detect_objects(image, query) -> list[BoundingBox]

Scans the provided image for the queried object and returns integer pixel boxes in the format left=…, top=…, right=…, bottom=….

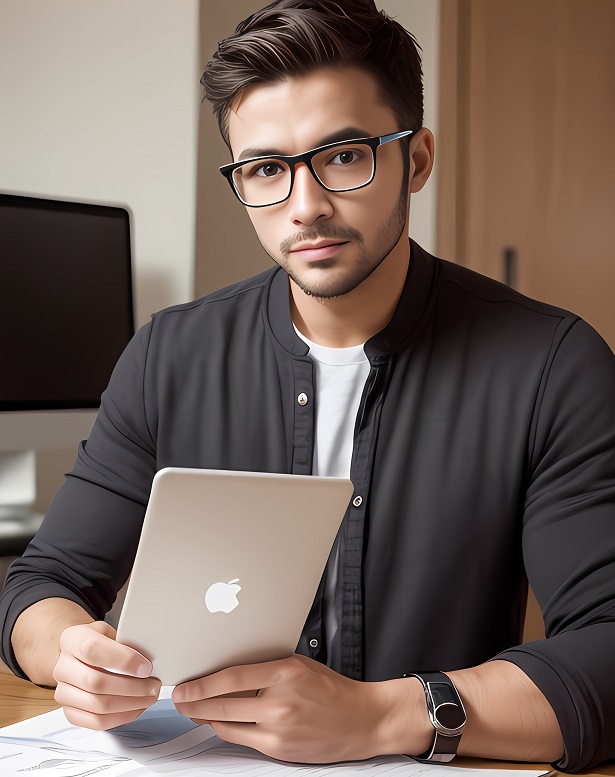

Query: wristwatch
left=404, top=671, right=466, bottom=763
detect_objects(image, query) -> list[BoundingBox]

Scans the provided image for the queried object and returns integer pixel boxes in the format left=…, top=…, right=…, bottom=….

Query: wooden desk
left=1, top=670, right=614, bottom=776
left=0, top=670, right=58, bottom=728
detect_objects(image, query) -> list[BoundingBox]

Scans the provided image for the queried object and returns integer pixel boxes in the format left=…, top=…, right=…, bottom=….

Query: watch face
left=435, top=701, right=466, bottom=730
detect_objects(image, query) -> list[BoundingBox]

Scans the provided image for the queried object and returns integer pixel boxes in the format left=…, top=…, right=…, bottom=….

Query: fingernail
left=136, top=662, right=152, bottom=678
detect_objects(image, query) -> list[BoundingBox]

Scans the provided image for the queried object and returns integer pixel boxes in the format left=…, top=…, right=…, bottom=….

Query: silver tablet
left=116, top=468, right=353, bottom=685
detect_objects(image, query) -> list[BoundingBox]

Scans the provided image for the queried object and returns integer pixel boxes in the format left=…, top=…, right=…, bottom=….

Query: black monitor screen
left=0, top=194, right=134, bottom=410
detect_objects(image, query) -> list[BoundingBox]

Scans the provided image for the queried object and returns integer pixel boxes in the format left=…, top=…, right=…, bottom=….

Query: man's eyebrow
left=237, top=127, right=371, bottom=161
left=238, top=147, right=284, bottom=161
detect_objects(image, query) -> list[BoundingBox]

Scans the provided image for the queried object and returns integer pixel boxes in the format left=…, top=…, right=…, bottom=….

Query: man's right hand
left=53, top=621, right=161, bottom=730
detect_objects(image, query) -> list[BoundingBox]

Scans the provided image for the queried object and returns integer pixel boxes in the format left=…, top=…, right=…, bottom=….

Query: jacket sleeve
left=0, top=321, right=157, bottom=678
left=495, top=318, right=615, bottom=772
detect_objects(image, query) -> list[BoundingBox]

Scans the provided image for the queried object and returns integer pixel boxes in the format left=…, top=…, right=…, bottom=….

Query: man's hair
left=201, top=0, right=423, bottom=148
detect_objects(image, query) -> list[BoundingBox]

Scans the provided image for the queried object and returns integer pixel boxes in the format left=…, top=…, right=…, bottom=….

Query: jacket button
left=309, top=638, right=319, bottom=648
left=352, top=495, right=363, bottom=507
left=297, top=392, right=309, bottom=406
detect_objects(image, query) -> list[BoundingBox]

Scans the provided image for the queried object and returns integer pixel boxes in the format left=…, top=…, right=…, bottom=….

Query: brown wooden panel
left=439, top=0, right=615, bottom=348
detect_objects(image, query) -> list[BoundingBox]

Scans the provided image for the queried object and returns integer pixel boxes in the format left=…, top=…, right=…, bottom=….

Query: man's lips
left=288, top=240, right=349, bottom=261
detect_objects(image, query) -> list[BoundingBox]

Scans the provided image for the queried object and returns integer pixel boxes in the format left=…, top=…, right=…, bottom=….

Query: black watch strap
left=404, top=671, right=466, bottom=763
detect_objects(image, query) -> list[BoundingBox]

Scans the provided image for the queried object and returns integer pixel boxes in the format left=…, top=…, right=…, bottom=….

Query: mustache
left=280, top=225, right=363, bottom=256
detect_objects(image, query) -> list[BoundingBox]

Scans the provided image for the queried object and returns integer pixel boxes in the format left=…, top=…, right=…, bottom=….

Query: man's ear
left=409, top=128, right=435, bottom=193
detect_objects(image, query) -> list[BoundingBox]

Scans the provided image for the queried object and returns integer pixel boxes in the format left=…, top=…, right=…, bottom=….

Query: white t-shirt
left=294, top=327, right=370, bottom=669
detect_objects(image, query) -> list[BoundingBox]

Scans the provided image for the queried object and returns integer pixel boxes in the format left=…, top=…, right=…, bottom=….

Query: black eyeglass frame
left=219, top=129, right=416, bottom=208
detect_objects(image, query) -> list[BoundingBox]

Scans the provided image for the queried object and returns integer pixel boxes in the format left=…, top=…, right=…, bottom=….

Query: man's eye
left=331, top=150, right=360, bottom=165
left=253, top=162, right=284, bottom=178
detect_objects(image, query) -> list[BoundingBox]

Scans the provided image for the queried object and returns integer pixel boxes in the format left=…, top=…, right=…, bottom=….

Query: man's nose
left=287, top=162, right=334, bottom=226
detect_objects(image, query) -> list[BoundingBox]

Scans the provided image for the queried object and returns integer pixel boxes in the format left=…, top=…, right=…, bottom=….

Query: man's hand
left=53, top=621, right=161, bottom=730
left=172, top=654, right=432, bottom=763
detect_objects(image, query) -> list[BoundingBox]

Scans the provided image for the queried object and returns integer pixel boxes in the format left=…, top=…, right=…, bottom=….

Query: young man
left=2, top=0, right=615, bottom=771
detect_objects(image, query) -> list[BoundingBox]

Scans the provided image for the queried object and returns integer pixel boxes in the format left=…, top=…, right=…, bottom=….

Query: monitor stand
left=0, top=451, right=44, bottom=556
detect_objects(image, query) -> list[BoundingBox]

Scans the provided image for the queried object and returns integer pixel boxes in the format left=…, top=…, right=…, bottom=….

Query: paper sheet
left=0, top=687, right=551, bottom=777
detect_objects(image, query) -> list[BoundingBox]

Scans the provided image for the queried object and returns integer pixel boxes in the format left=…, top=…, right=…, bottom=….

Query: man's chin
left=289, top=273, right=366, bottom=300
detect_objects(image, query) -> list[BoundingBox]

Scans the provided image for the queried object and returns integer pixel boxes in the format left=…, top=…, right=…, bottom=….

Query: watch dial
left=436, top=702, right=465, bottom=729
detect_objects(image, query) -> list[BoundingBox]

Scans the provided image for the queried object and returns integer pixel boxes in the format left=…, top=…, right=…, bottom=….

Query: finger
left=174, top=658, right=296, bottom=703
left=53, top=652, right=161, bottom=698
left=212, top=721, right=321, bottom=764
left=210, top=720, right=278, bottom=757
left=64, top=622, right=153, bottom=677
left=60, top=623, right=153, bottom=678
left=174, top=695, right=262, bottom=724
left=87, top=621, right=118, bottom=639
left=55, top=681, right=159, bottom=716
left=62, top=704, right=150, bottom=731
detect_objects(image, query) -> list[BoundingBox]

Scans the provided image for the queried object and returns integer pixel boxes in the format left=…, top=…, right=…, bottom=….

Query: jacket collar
left=266, top=239, right=438, bottom=360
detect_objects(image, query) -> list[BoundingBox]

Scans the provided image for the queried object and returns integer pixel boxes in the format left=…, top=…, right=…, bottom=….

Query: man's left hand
left=172, top=654, right=428, bottom=763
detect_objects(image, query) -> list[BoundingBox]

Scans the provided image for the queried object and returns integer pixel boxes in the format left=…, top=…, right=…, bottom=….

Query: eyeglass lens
left=231, top=142, right=375, bottom=206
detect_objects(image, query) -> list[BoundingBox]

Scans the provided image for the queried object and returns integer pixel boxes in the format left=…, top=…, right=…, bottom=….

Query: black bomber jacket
left=2, top=241, right=615, bottom=772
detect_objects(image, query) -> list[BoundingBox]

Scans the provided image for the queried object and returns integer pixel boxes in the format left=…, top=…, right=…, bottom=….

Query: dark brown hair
left=201, top=0, right=423, bottom=148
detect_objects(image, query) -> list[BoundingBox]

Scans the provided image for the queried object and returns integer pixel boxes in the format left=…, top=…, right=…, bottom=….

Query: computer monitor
left=0, top=193, right=134, bottom=551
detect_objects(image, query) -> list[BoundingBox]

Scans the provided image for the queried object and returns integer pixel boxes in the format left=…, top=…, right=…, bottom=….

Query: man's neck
left=290, top=238, right=410, bottom=348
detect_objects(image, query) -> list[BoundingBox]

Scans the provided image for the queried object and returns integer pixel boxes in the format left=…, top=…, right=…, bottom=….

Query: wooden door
left=438, top=0, right=615, bottom=349
left=437, top=0, right=615, bottom=641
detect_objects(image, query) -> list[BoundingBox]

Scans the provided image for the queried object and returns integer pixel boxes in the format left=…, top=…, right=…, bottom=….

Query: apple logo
left=205, top=578, right=242, bottom=614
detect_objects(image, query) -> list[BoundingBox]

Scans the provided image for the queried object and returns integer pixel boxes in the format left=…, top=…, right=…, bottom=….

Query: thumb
left=87, top=621, right=118, bottom=640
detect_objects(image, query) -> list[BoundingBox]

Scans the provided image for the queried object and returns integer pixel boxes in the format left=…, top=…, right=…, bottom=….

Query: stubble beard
left=277, top=184, right=409, bottom=300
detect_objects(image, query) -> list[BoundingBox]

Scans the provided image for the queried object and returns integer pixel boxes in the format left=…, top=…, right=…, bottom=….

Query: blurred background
left=1, top=0, right=614, bottom=638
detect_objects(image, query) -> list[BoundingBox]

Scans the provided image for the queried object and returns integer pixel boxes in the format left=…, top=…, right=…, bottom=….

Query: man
left=1, top=0, right=614, bottom=771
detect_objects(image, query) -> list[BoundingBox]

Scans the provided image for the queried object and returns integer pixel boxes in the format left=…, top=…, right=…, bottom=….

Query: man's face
left=226, top=66, right=411, bottom=299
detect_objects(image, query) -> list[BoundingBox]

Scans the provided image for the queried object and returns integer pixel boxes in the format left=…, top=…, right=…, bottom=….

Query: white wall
left=0, top=0, right=201, bottom=327
left=380, top=0, right=441, bottom=254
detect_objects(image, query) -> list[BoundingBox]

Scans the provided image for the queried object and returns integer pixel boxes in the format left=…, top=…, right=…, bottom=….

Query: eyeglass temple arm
left=378, top=130, right=416, bottom=146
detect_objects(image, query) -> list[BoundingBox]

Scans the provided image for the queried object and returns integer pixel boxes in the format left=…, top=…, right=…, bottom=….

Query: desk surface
left=0, top=670, right=614, bottom=776
left=0, top=669, right=59, bottom=728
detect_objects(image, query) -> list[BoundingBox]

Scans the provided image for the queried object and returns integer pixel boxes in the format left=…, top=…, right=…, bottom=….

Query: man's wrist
left=368, top=677, right=434, bottom=757
left=12, top=598, right=94, bottom=686
left=404, top=672, right=466, bottom=762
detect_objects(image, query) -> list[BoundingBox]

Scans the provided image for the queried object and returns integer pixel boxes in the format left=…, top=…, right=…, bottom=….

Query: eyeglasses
left=219, top=130, right=415, bottom=208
